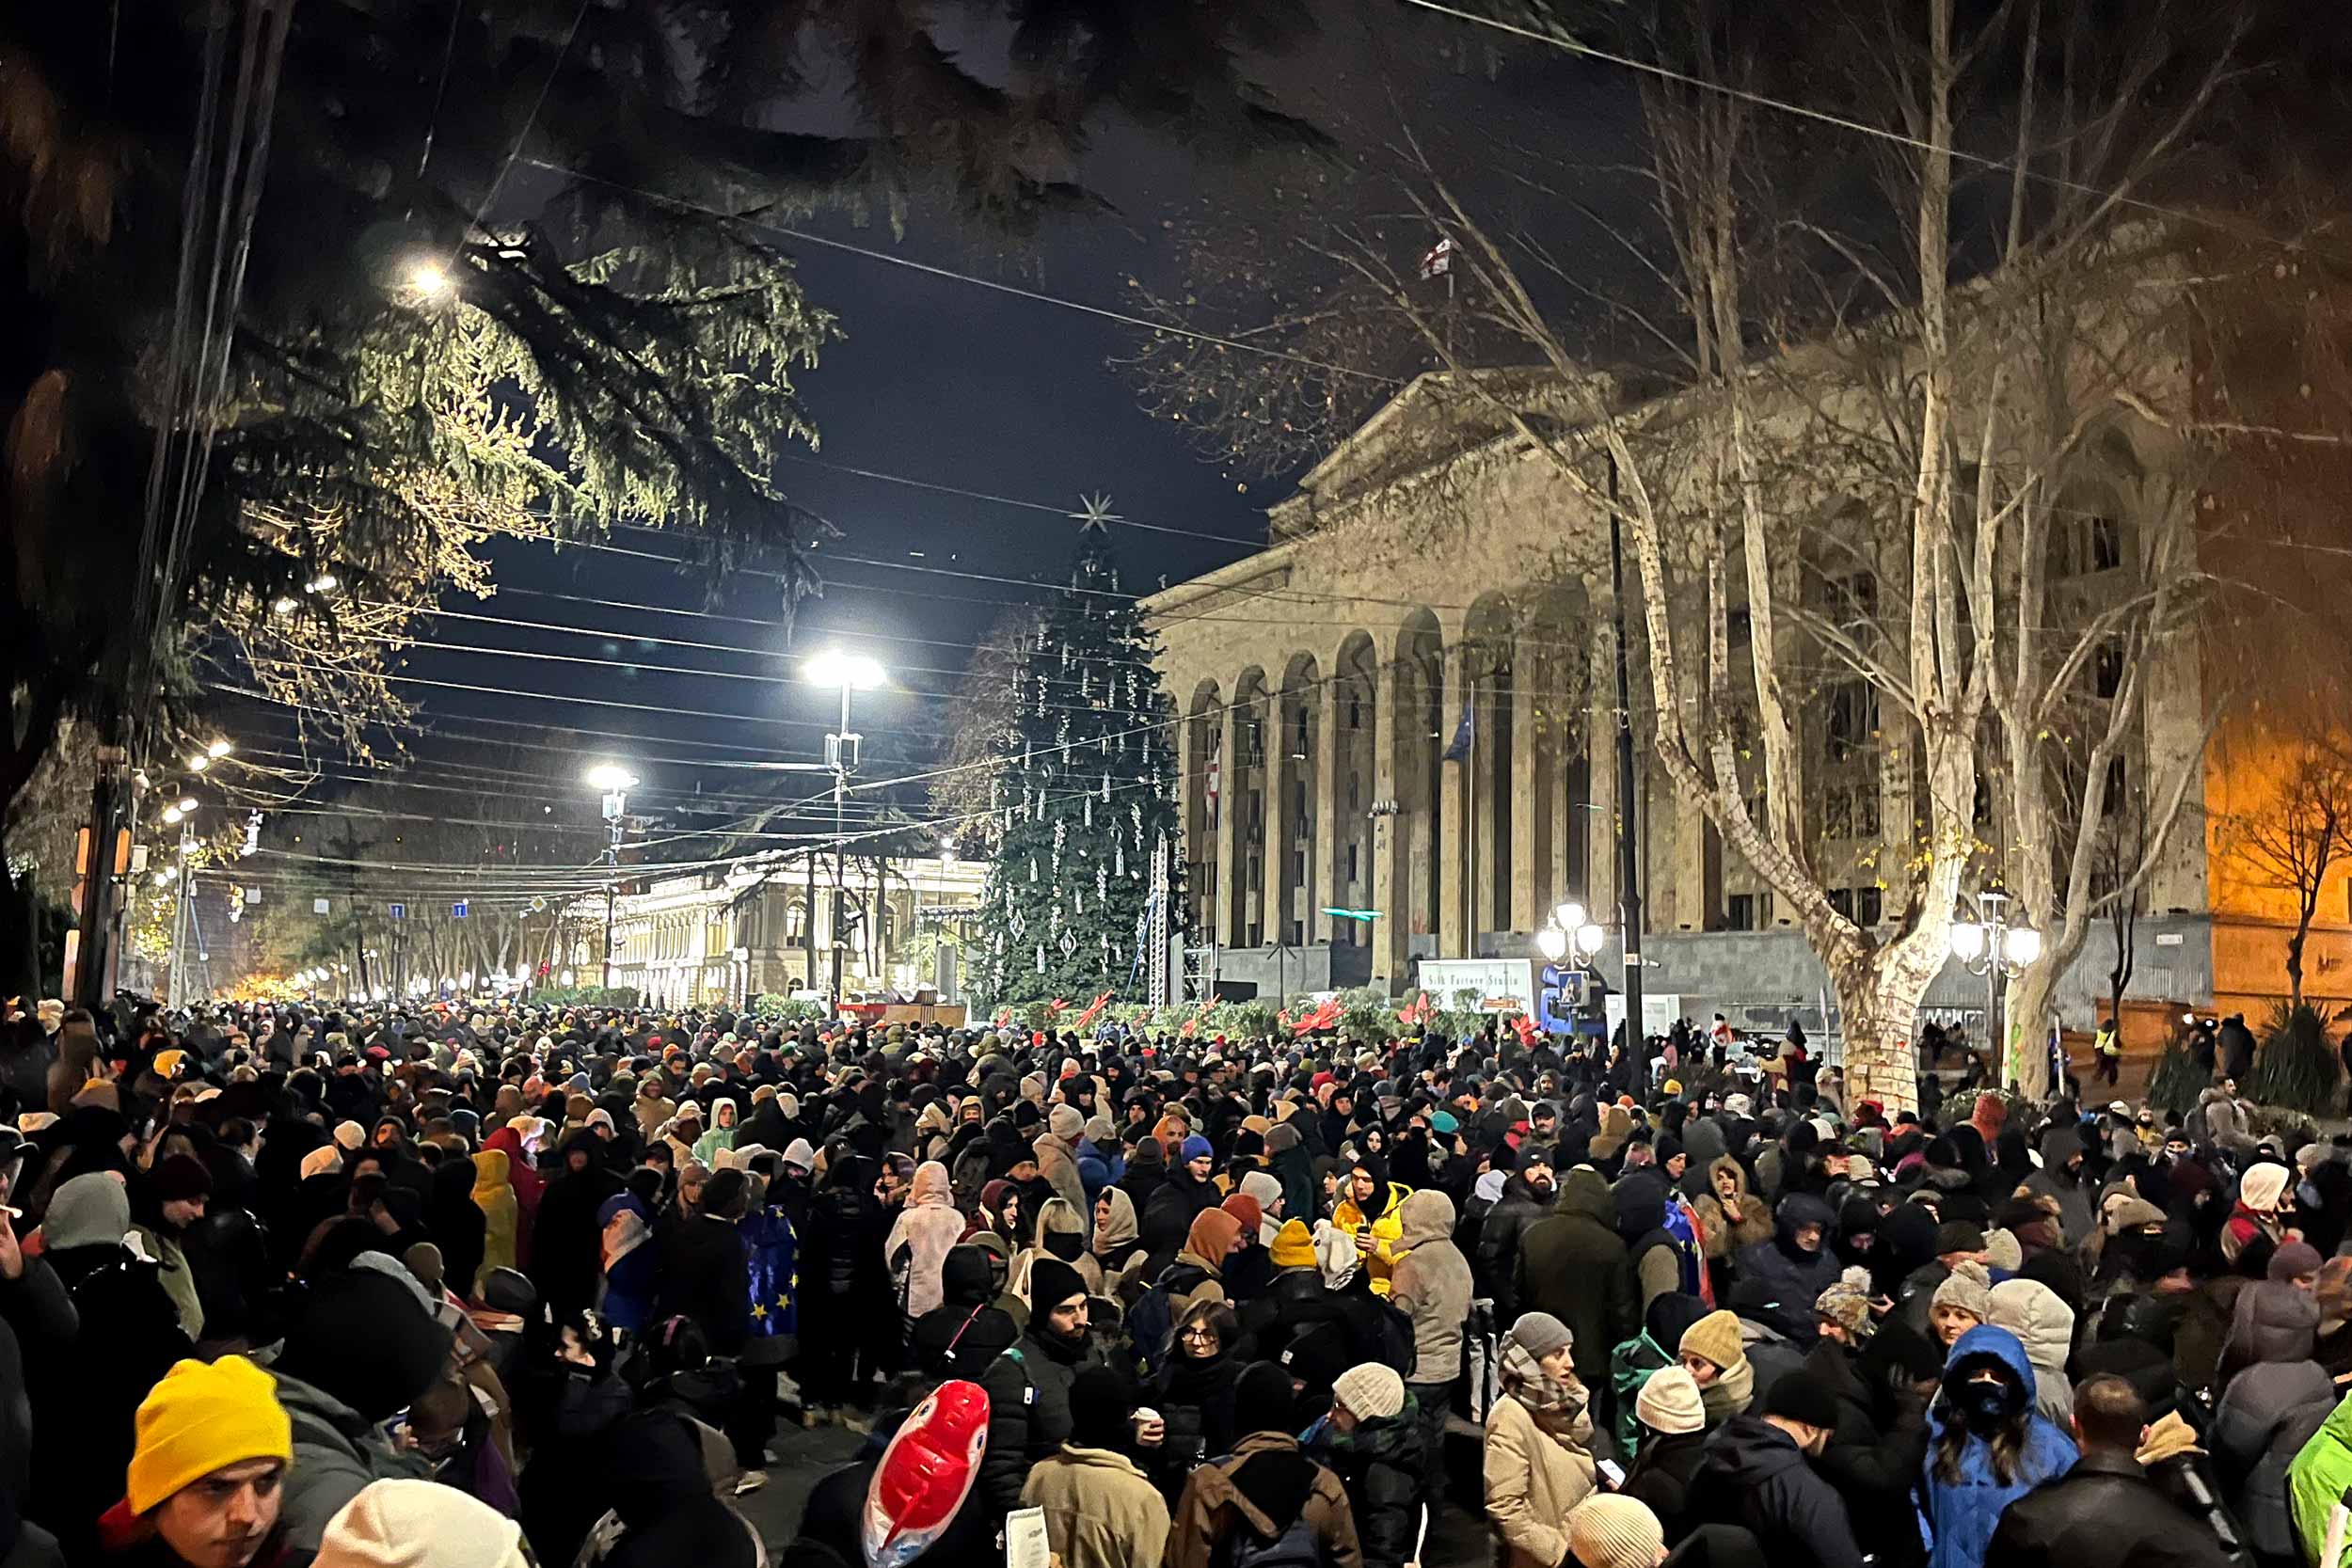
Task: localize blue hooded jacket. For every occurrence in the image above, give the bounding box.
[1919,1324,2077,1568]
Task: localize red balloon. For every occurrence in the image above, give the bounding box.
[861,1379,990,1568]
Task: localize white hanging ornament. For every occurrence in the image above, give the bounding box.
[1036,945,1046,974]
[1084,797,1093,829]
[1096,866,1108,899]
[1115,843,1125,878]
[1058,929,1078,958]
[1028,858,1039,884]
[1073,889,1083,914]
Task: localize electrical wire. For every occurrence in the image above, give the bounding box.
[527,160,1399,386]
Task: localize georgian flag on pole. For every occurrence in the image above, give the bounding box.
[1419,237,1454,278]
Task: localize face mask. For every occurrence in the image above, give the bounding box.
[1959,1380,2011,1433]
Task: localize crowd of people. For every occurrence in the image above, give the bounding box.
[0,990,2344,1568]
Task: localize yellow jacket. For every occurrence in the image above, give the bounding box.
[1331,1180,1412,1294]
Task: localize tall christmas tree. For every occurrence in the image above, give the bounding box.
[972,498,1183,1006]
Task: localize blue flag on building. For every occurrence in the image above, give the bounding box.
[1441,694,1475,762]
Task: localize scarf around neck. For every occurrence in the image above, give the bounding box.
[1502,1339,1589,1438]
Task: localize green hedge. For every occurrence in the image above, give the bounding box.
[522,986,643,1008]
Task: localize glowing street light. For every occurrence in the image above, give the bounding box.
[306,574,339,594]
[585,764,640,991]
[1950,886,2043,1087]
[161,805,183,825]
[803,649,886,691]
[206,739,233,759]
[175,797,198,813]
[409,259,453,298]
[804,649,887,1011]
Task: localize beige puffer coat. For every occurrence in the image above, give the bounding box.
[1483,1384,1599,1568]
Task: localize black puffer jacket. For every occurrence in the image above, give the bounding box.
[1729,1194,1842,1347]
[1476,1172,1554,1323]
[1311,1403,1427,1568]
[976,1323,1106,1513]
[909,1244,1019,1379]
[1807,1336,1931,1568]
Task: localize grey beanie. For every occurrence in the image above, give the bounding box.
[1508,1310,1575,1361]
[43,1172,132,1250]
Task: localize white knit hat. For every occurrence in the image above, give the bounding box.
[1332,1362,1406,1423]
[1566,1496,1665,1568]
[1634,1365,1706,1436]
[314,1480,527,1568]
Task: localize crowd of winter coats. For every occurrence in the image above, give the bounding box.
[4,994,2350,1568]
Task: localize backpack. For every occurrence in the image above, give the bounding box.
[1214,1515,1326,1568]
[1126,1276,1179,1377]
[1370,1294,1418,1379]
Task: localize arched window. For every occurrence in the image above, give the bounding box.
[784,899,808,942]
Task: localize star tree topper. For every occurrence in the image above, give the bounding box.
[1070,492,1121,532]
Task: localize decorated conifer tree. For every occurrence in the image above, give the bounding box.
[972,498,1183,1007]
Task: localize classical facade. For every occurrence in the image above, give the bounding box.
[586,851,986,1008]
[1141,363,2308,1041]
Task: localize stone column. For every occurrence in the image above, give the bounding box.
[1372,662,1404,987]
[1438,642,1469,959]
[1587,620,1619,919]
[1512,652,1544,933]
[1311,691,1340,943]
[1263,690,1295,950]
[1177,705,1205,930]
[1470,658,1502,952]
[1215,697,1243,949]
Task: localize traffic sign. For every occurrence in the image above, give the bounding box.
[451,900,469,919]
[389,903,405,920]
[312,897,330,915]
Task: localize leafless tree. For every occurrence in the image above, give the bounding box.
[1132,0,2276,1109]
[2222,740,2352,1008]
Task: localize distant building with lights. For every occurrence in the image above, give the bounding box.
[579,851,986,1007]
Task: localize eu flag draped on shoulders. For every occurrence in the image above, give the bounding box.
[742,1189,800,1351]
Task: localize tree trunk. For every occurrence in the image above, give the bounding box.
[1826,933,1935,1115]
[2008,962,2060,1101]
[2288,926,2309,1008]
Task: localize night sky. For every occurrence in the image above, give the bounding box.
[235,5,1644,853]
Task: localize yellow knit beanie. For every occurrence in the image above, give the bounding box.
[1677,1308,1747,1372]
[126,1356,294,1514]
[1269,1217,1317,1269]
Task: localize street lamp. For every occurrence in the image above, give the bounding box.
[804,649,886,1012]
[585,764,639,992]
[1950,886,2042,1084]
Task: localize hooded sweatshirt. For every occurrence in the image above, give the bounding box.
[1388,1188,1471,1387]
[885,1161,969,1317]
[1692,1413,1864,1568]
